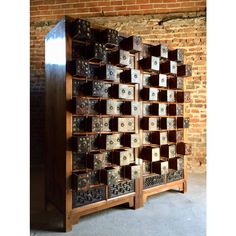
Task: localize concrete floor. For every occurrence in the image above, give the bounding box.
[30,169,206,236]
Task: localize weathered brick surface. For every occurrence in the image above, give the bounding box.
[30,1,206,172]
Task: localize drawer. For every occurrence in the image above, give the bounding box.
[176,142,192,155]
[108,180,135,199]
[100,167,121,185]
[149,74,167,87]
[141,147,160,162]
[139,56,160,72]
[85,42,107,63]
[143,103,151,115]
[141,117,159,131]
[112,149,134,166]
[112,84,134,100]
[99,134,122,150]
[160,61,177,75]
[121,133,140,148]
[177,117,190,128]
[143,174,165,189]
[72,171,90,191]
[72,136,91,153]
[150,103,167,116]
[160,144,176,158]
[142,73,151,86]
[143,161,151,174]
[87,152,106,170]
[85,81,104,97]
[88,170,100,185]
[142,132,152,145]
[102,83,112,98]
[72,185,105,208]
[141,87,159,101]
[72,152,86,170]
[159,90,176,102]
[108,49,130,67]
[70,59,89,77]
[160,117,176,130]
[72,98,89,115]
[101,117,111,132]
[100,100,122,115]
[177,64,192,77]
[149,44,168,59]
[112,117,135,132]
[176,91,191,103]
[169,157,184,171]
[168,130,184,143]
[90,134,99,151]
[123,164,141,179]
[150,131,168,145]
[72,116,87,133]
[168,77,184,90]
[120,68,140,84]
[167,169,184,183]
[168,104,184,116]
[86,117,103,132]
[88,99,100,115]
[119,35,142,53]
[99,28,119,47]
[152,160,169,175]
[71,18,91,41]
[98,64,118,81]
[168,49,184,64]
[122,101,140,116]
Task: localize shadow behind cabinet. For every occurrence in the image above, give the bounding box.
[45,16,191,232]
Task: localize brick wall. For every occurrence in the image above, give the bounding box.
[30,0,206,172]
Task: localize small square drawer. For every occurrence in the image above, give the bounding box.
[72,136,91,153]
[152,160,169,175]
[143,161,151,174]
[71,18,91,40]
[88,99,100,115]
[143,103,151,115]
[121,133,140,148]
[160,144,176,158]
[108,49,130,67]
[168,104,184,116]
[122,101,140,115]
[85,42,107,62]
[99,134,121,150]
[72,171,90,191]
[176,91,191,103]
[141,117,159,131]
[139,56,160,72]
[102,83,112,98]
[112,117,135,132]
[160,117,176,130]
[72,98,89,115]
[119,35,143,53]
[72,116,87,133]
[123,164,141,179]
[150,131,168,145]
[101,117,111,132]
[177,64,192,77]
[149,74,167,87]
[112,84,134,100]
[176,142,192,155]
[142,132,152,145]
[141,87,158,101]
[99,28,119,47]
[149,44,168,59]
[85,81,104,97]
[168,49,184,64]
[168,77,184,90]
[141,147,160,162]
[120,68,141,84]
[150,103,167,116]
[160,61,177,75]
[168,130,184,143]
[98,64,117,81]
[100,167,121,185]
[87,152,106,170]
[169,157,184,171]
[177,117,190,128]
[70,59,89,77]
[86,117,103,132]
[112,149,134,166]
[142,74,151,86]
[100,100,122,115]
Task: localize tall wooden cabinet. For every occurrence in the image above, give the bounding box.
[45,16,191,232]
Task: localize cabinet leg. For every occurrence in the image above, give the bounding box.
[64,213,72,232]
[179,181,187,193]
[129,198,134,208]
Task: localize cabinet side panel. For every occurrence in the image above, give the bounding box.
[45,18,67,213]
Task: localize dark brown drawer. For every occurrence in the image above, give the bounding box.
[141,87,158,101]
[141,147,160,162]
[149,74,167,87]
[100,167,121,185]
[141,117,159,131]
[149,44,168,59]
[177,117,190,128]
[108,49,130,67]
[168,130,184,143]
[139,56,160,72]
[87,152,106,170]
[168,104,184,116]
[85,81,104,97]
[150,131,168,145]
[176,142,192,155]
[72,152,86,170]
[72,171,90,191]
[112,149,134,166]
[176,91,191,103]
[168,77,184,90]
[160,144,176,158]
[177,64,192,77]
[85,42,107,63]
[119,35,142,53]
[72,136,91,153]
[169,157,184,171]
[121,133,140,148]
[99,28,119,47]
[71,18,91,41]
[168,49,184,63]
[122,101,140,115]
[120,68,140,84]
[112,84,134,100]
[160,61,177,75]
[150,103,167,116]
[123,164,141,179]
[70,59,89,77]
[152,160,169,175]
[88,99,100,115]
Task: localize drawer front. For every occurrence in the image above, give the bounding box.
[106,64,117,81]
[119,50,130,66]
[142,132,151,145]
[106,167,121,185]
[167,170,184,183]
[72,152,86,170]
[169,157,184,171]
[101,117,111,132]
[87,117,103,132]
[177,143,192,155]
[72,185,105,208]
[167,90,176,102]
[113,149,132,166]
[159,74,167,87]
[73,136,91,153]
[72,116,86,133]
[159,104,167,116]
[142,147,160,162]
[108,180,135,199]
[87,153,106,170]
[123,101,140,116]
[75,99,89,115]
[71,59,89,77]
[88,99,100,115]
[71,18,91,40]
[103,134,121,150]
[176,104,184,116]
[152,161,169,175]
[143,103,151,115]
[125,164,141,179]
[143,161,151,174]
[102,83,112,98]
[151,56,160,71]
[167,118,176,130]
[169,145,176,158]
[143,174,165,189]
[143,74,151,86]
[72,172,90,191]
